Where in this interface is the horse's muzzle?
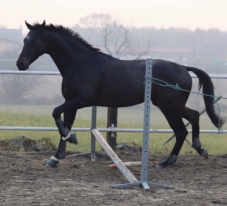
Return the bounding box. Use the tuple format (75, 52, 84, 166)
(16, 60, 29, 70)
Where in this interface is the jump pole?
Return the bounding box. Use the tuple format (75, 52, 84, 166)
(92, 129, 138, 183)
(92, 59, 174, 190)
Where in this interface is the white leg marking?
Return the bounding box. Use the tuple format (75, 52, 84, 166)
(62, 132, 71, 141)
(50, 156, 59, 162)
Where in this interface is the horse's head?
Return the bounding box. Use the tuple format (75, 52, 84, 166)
(17, 20, 47, 70)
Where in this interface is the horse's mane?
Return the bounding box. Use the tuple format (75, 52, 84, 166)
(32, 23, 100, 52)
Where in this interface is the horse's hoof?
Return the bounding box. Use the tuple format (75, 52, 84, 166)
(201, 149, 208, 159)
(67, 133, 78, 145)
(155, 160, 168, 170)
(45, 159, 59, 168)
(155, 164, 164, 170)
(45, 163, 54, 168)
(155, 155, 177, 170)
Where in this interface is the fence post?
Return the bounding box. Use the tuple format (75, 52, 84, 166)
(106, 107, 118, 150)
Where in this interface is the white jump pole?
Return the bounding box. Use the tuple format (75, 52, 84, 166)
(92, 129, 138, 183)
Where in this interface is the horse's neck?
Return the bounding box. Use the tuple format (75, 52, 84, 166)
(46, 33, 88, 76)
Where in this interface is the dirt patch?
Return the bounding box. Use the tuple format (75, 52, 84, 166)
(1, 151, 227, 205)
(0, 137, 56, 152)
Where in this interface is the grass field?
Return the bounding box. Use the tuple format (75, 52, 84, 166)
(0, 104, 226, 155)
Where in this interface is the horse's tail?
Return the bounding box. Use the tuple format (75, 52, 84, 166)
(186, 66, 225, 128)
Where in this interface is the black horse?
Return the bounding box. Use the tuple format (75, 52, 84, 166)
(17, 21, 225, 169)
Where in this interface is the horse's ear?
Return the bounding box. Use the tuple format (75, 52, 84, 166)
(25, 21, 33, 30)
(41, 20, 46, 28)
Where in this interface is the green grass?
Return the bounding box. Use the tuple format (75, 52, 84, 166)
(0, 108, 226, 155)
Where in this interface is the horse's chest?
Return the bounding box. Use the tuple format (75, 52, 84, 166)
(61, 81, 79, 99)
(61, 79, 89, 100)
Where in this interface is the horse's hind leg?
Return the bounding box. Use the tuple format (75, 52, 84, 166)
(182, 107, 208, 158)
(156, 108, 188, 169)
(46, 110, 77, 168)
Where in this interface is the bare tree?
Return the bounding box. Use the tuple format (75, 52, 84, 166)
(76, 13, 151, 59)
(78, 13, 131, 58)
(128, 28, 152, 59)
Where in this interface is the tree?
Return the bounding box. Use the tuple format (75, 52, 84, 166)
(76, 13, 151, 59)
(79, 13, 129, 57)
(128, 27, 152, 59)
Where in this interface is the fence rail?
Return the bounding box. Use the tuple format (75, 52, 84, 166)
(0, 126, 226, 134)
(1, 70, 227, 78)
(0, 70, 60, 75)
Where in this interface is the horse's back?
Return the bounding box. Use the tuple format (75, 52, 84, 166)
(95, 58, 145, 107)
(152, 59, 192, 87)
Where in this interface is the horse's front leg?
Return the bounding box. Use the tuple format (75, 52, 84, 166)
(46, 109, 77, 168)
(52, 97, 88, 137)
(46, 97, 89, 168)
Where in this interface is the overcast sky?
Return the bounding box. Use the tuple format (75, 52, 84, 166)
(0, 0, 227, 34)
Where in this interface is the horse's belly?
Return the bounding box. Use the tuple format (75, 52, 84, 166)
(95, 90, 144, 107)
